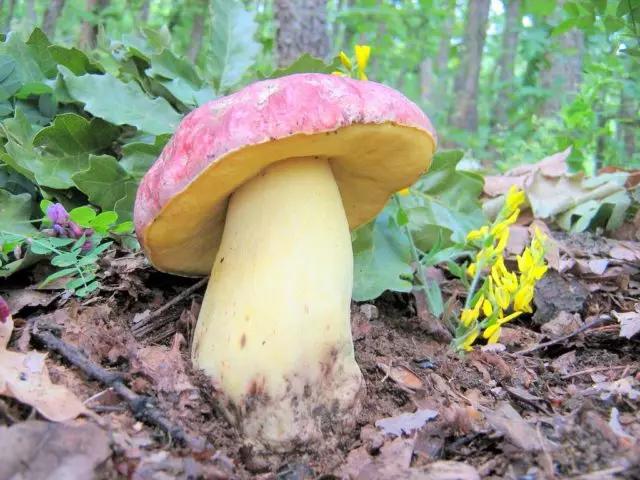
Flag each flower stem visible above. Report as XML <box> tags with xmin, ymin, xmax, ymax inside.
<box><xmin>464</xmin><ymin>258</ymin><xmax>485</xmax><ymax>310</ymax></box>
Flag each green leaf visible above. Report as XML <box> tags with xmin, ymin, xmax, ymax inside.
<box><xmin>591</xmin><ymin>0</ymin><xmax>607</xmax><ymax>14</ymax></box>
<box><xmin>0</xmin><ymin>189</ymin><xmax>37</xmax><ymax>236</ymax></box>
<box><xmin>563</xmin><ymin>2</ymin><xmax>580</xmax><ymax>16</ymax></box>
<box><xmin>91</xmin><ymin>211</ymin><xmax>118</xmax><ymax>234</ymax></box>
<box><xmin>147</xmin><ymin>49</ymin><xmax>203</xmax><ymax>88</ymax></box>
<box><xmin>119</xmin><ymin>134</ymin><xmax>168</xmax><ymax>179</ymax></box>
<box><xmin>616</xmin><ymin>0</ymin><xmax>632</xmax><ymax>16</ymax></box>
<box><xmin>51</xmin><ymin>250</ymin><xmax>81</xmax><ymax>267</ymax></box>
<box><xmin>352</xmin><ymin>211</ymin><xmax>413</xmax><ymax>302</ymax></box>
<box><xmin>75</xmin><ymin>280</ymin><xmax>100</xmax><ymax>297</ymax></box>
<box><xmin>576</xmin><ymin>14</ymin><xmax>596</xmax><ymax>28</ymax></box>
<box><xmin>59</xmin><ymin>67</ymin><xmax>183</xmax><ymax>135</ymax></box>
<box><xmin>552</xmin><ymin>17</ymin><xmax>579</xmax><ymax>35</ymax></box>
<box><xmin>257</xmin><ymin>54</ymin><xmax>342</xmax><ymax>80</ymax></box>
<box><xmin>72</xmin><ymin>155</ymin><xmax>138</xmax><ymax>221</ymax></box>
<box><xmin>111</xmin><ymin>220</ymin><xmax>134</xmax><ymax>234</ymax></box>
<box><xmin>38</xmin><ymin>267</ymin><xmax>76</xmax><ymax>287</ymax></box>
<box><xmin>0</xmin><ymin>32</ymin><xmax>46</xmax><ymax>86</ymax></box>
<box><xmin>0</xmin><ymin>56</ymin><xmax>21</xmax><ymax>101</ymax></box>
<box><xmin>603</xmin><ymin>14</ymin><xmax>625</xmax><ymax>32</ymax></box>
<box><xmin>69</xmin><ymin>205</ymin><xmax>96</xmax><ymax>227</ymax></box>
<box><xmin>48</xmin><ymin>45</ymin><xmax>103</xmax><ymax>75</ymax></box>
<box><xmin>15</xmin><ymin>82</ymin><xmax>53</xmax><ymax>98</ymax></box>
<box><xmin>209</xmin><ymin>0</ymin><xmax>262</xmax><ymax>91</ymax></box>
<box><xmin>142</xmin><ymin>26</ymin><xmax>172</xmax><ymax>51</ymax></box>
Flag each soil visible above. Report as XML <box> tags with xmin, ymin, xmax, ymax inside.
<box><xmin>1</xmin><ymin>243</ymin><xmax>640</xmax><ymax>480</ymax></box>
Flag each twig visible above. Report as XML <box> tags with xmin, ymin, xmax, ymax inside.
<box><xmin>132</xmin><ymin>277</ymin><xmax>208</xmax><ymax>333</ymax></box>
<box><xmin>31</xmin><ymin>328</ymin><xmax>203</xmax><ymax>449</ymax></box>
<box><xmin>514</xmin><ymin>315</ymin><xmax>611</xmax><ymax>356</ymax></box>
<box><xmin>562</xmin><ymin>364</ymin><xmax>632</xmax><ymax>380</ymax></box>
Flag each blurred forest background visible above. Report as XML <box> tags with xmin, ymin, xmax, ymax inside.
<box><xmin>1</xmin><ymin>0</ymin><xmax>639</xmax><ymax>172</ymax></box>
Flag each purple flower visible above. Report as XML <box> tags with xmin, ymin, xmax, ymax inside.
<box><xmin>53</xmin><ymin>224</ymin><xmax>66</xmax><ymax>237</ymax></box>
<box><xmin>68</xmin><ymin>221</ymin><xmax>84</xmax><ymax>239</ymax></box>
<box><xmin>81</xmin><ymin>239</ymin><xmax>93</xmax><ymax>253</ymax></box>
<box><xmin>0</xmin><ymin>297</ymin><xmax>10</xmax><ymax>324</ymax></box>
<box><xmin>46</xmin><ymin>203</ymin><xmax>69</xmax><ymax>225</ymax></box>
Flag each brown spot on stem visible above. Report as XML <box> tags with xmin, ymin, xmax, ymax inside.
<box><xmin>240</xmin><ymin>333</ymin><xmax>247</xmax><ymax>348</ymax></box>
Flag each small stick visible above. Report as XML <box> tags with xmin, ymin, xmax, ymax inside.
<box><xmin>31</xmin><ymin>328</ymin><xmax>203</xmax><ymax>449</ymax></box>
<box><xmin>562</xmin><ymin>364</ymin><xmax>632</xmax><ymax>379</ymax></box>
<box><xmin>514</xmin><ymin>315</ymin><xmax>611</xmax><ymax>356</ymax></box>
<box><xmin>132</xmin><ymin>277</ymin><xmax>208</xmax><ymax>332</ymax></box>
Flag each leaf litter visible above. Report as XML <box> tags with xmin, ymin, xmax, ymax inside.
<box><xmin>1</xmin><ymin>149</ymin><xmax>640</xmax><ymax>478</ymax></box>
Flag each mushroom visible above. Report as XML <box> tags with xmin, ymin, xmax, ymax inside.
<box><xmin>134</xmin><ymin>73</ymin><xmax>437</xmax><ymax>450</ymax></box>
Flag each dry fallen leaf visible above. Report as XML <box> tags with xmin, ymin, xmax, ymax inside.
<box><xmin>485</xmin><ymin>402</ymin><xmax>550</xmax><ymax>452</ymax></box>
<box><xmin>613</xmin><ymin>310</ymin><xmax>640</xmax><ymax>339</ymax></box>
<box><xmin>377</xmin><ymin>362</ymin><xmax>424</xmax><ymax>390</ymax></box>
<box><xmin>0</xmin><ymin>421</ymin><xmax>110</xmax><ymax>480</ymax></box>
<box><xmin>0</xmin><ymin>305</ymin><xmax>89</xmax><ymax>422</ymax></box>
<box><xmin>375</xmin><ymin>408</ymin><xmax>439</xmax><ymax>437</ymax></box>
<box><xmin>2</xmin><ymin>289</ymin><xmax>57</xmax><ymax>315</ymax></box>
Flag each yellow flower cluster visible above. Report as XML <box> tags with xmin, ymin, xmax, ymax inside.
<box><xmin>455</xmin><ymin>186</ymin><xmax>548</xmax><ymax>352</ymax></box>
<box><xmin>332</xmin><ymin>45</ymin><xmax>371</xmax><ymax>80</ymax></box>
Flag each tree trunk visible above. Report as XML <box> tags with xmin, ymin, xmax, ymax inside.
<box><xmin>80</xmin><ymin>0</ymin><xmax>110</xmax><ymax>49</ymax></box>
<box><xmin>274</xmin><ymin>0</ymin><xmax>330</xmax><ymax>68</ymax></box>
<box><xmin>2</xmin><ymin>0</ymin><xmax>16</xmax><ymax>31</ymax></box>
<box><xmin>42</xmin><ymin>0</ymin><xmax>66</xmax><ymax>38</ymax></box>
<box><xmin>187</xmin><ymin>0</ymin><xmax>207</xmax><ymax>61</ymax></box>
<box><xmin>539</xmin><ymin>0</ymin><xmax>584</xmax><ymax>117</ymax></box>
<box><xmin>492</xmin><ymin>0</ymin><xmax>522</xmax><ymax>128</ymax></box>
<box><xmin>138</xmin><ymin>0</ymin><xmax>151</xmax><ymax>22</ymax></box>
<box><xmin>450</xmin><ymin>0</ymin><xmax>491</xmax><ymax>133</ymax></box>
<box><xmin>618</xmin><ymin>89</ymin><xmax>637</xmax><ymax>159</ymax></box>
<box><xmin>436</xmin><ymin>0</ymin><xmax>456</xmax><ymax>73</ymax></box>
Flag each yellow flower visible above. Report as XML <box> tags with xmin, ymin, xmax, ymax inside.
<box><xmin>398</xmin><ymin>187</ymin><xmax>410</xmax><ymax>196</ymax></box>
<box><xmin>331</xmin><ymin>71</ymin><xmax>346</xmax><ymax>76</ymax></box>
<box><xmin>504</xmin><ymin>185</ymin><xmax>525</xmax><ymax>215</ymax></box>
<box><xmin>339</xmin><ymin>51</ymin><xmax>353</xmax><ymax>70</ymax></box>
<box><xmin>461</xmin><ymin>294</ymin><xmax>484</xmax><ymax>326</ymax></box>
<box><xmin>462</xmin><ymin>329</ymin><xmax>480</xmax><ymax>351</ymax></box>
<box><xmin>495</xmin><ymin>227</ymin><xmax>510</xmax><ymax>253</ymax></box>
<box><xmin>517</xmin><ymin>248</ymin><xmax>533</xmax><ymax>275</ymax></box>
<box><xmin>514</xmin><ymin>284</ymin><xmax>534</xmax><ymax>313</ymax></box>
<box><xmin>467</xmin><ymin>262</ymin><xmax>476</xmax><ymax>278</ymax></box>
<box><xmin>466</xmin><ymin>226</ymin><xmax>489</xmax><ymax>242</ymax></box>
<box><xmin>483</xmin><ymin>310</ymin><xmax>523</xmax><ymax>343</ymax></box>
<box><xmin>354</xmin><ymin>45</ymin><xmax>371</xmax><ymax>80</ymax></box>
<box><xmin>482</xmin><ymin>298</ymin><xmax>493</xmax><ymax>317</ymax></box>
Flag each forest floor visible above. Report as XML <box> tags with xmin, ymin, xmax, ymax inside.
<box><xmin>1</xmin><ymin>228</ymin><xmax>640</xmax><ymax>480</ymax></box>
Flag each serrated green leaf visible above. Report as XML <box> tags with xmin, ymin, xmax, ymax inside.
<box><xmin>352</xmin><ymin>211</ymin><xmax>413</xmax><ymax>301</ymax></box>
<box><xmin>209</xmin><ymin>0</ymin><xmax>262</xmax><ymax>91</ymax></box>
<box><xmin>119</xmin><ymin>134</ymin><xmax>168</xmax><ymax>179</ymax></box>
<box><xmin>48</xmin><ymin>45</ymin><xmax>103</xmax><ymax>75</ymax></box>
<box><xmin>0</xmin><ymin>189</ymin><xmax>37</xmax><ymax>237</ymax></box>
<box><xmin>147</xmin><ymin>49</ymin><xmax>203</xmax><ymax>88</ymax></box>
<box><xmin>257</xmin><ymin>54</ymin><xmax>342</xmax><ymax>80</ymax></box>
<box><xmin>25</xmin><ymin>28</ymin><xmax>58</xmax><ymax>78</ymax></box>
<box><xmin>59</xmin><ymin>66</ymin><xmax>182</xmax><ymax>135</ymax></box>
<box><xmin>72</xmin><ymin>155</ymin><xmax>138</xmax><ymax>221</ymax></box>
<box><xmin>0</xmin><ymin>32</ymin><xmax>46</xmax><ymax>86</ymax></box>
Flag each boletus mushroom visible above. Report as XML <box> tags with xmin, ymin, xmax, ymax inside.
<box><xmin>134</xmin><ymin>73</ymin><xmax>437</xmax><ymax>450</ymax></box>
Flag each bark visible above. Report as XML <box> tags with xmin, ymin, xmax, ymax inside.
<box><xmin>80</xmin><ymin>0</ymin><xmax>110</xmax><ymax>49</ymax></box>
<box><xmin>274</xmin><ymin>0</ymin><xmax>330</xmax><ymax>68</ymax></box>
<box><xmin>492</xmin><ymin>0</ymin><xmax>522</xmax><ymax>128</ymax></box>
<box><xmin>138</xmin><ymin>0</ymin><xmax>151</xmax><ymax>23</ymax></box>
<box><xmin>436</xmin><ymin>0</ymin><xmax>456</xmax><ymax>73</ymax></box>
<box><xmin>450</xmin><ymin>0</ymin><xmax>491</xmax><ymax>133</ymax></box>
<box><xmin>187</xmin><ymin>0</ymin><xmax>207</xmax><ymax>61</ymax></box>
<box><xmin>42</xmin><ymin>0</ymin><xmax>67</xmax><ymax>38</ymax></box>
<box><xmin>2</xmin><ymin>0</ymin><xmax>16</xmax><ymax>32</ymax></box>
<box><xmin>618</xmin><ymin>89</ymin><xmax>637</xmax><ymax>159</ymax></box>
<box><xmin>539</xmin><ymin>0</ymin><xmax>584</xmax><ymax>117</ymax></box>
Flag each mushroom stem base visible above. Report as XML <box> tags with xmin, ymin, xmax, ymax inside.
<box><xmin>192</xmin><ymin>156</ymin><xmax>365</xmax><ymax>450</ymax></box>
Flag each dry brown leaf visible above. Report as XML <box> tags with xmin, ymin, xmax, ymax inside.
<box><xmin>375</xmin><ymin>408</ymin><xmax>439</xmax><ymax>437</ymax></box>
<box><xmin>0</xmin><ymin>421</ymin><xmax>110</xmax><ymax>480</ymax></box>
<box><xmin>2</xmin><ymin>289</ymin><xmax>57</xmax><ymax>315</ymax></box>
<box><xmin>613</xmin><ymin>310</ymin><xmax>640</xmax><ymax>339</ymax></box>
<box><xmin>541</xmin><ymin>311</ymin><xmax>584</xmax><ymax>338</ymax></box>
<box><xmin>378</xmin><ymin>362</ymin><xmax>424</xmax><ymax>390</ymax></box>
<box><xmin>0</xmin><ymin>312</ymin><xmax>89</xmax><ymax>422</ymax></box>
<box><xmin>485</xmin><ymin>402</ymin><xmax>551</xmax><ymax>452</ymax></box>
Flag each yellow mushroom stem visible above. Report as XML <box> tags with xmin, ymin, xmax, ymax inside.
<box><xmin>192</xmin><ymin>156</ymin><xmax>365</xmax><ymax>450</ymax></box>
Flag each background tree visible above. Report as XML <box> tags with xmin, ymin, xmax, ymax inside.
<box><xmin>274</xmin><ymin>0</ymin><xmax>331</xmax><ymax>67</ymax></box>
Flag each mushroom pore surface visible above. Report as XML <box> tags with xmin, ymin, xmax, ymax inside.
<box><xmin>192</xmin><ymin>156</ymin><xmax>365</xmax><ymax>449</ymax></box>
